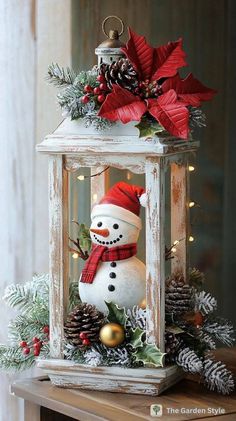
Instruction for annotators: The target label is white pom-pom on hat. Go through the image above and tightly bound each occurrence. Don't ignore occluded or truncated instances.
[139,193,147,207]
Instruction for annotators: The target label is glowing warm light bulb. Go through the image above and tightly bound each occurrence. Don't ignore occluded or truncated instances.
[189,236,194,242]
[72,253,79,259]
[93,193,98,203]
[173,240,179,245]
[188,165,195,172]
[172,247,177,253]
[77,175,85,181]
[189,201,195,208]
[126,171,132,180]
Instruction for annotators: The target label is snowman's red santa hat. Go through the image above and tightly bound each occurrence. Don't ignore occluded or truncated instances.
[91,182,146,229]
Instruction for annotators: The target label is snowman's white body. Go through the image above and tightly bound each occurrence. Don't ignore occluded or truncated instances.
[79,256,145,313]
[79,208,146,313]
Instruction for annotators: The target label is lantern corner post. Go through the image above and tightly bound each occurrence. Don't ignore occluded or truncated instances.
[145,157,166,353]
[170,156,190,282]
[48,154,69,358]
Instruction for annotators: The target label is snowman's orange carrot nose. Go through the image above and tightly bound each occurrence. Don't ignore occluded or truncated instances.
[90,228,110,237]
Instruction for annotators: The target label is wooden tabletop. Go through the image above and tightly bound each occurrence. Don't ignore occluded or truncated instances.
[11,348,236,421]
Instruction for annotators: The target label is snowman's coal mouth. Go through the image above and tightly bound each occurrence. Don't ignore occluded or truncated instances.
[93,234,123,245]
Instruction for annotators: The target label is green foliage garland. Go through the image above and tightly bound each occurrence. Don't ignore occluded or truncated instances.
[0,268,235,394]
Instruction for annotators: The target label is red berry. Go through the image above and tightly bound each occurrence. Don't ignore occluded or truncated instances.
[20,341,27,348]
[32,337,40,344]
[84,84,93,93]
[81,95,90,104]
[93,87,100,95]
[43,325,49,334]
[33,342,42,349]
[79,332,88,340]
[34,348,40,357]
[97,74,105,83]
[99,83,107,91]
[97,94,105,103]
[23,347,30,355]
[82,338,91,346]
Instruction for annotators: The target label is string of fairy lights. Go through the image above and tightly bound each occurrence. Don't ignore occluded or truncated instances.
[71,164,197,259]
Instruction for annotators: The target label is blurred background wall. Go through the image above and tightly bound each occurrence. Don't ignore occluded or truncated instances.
[0,1,235,420]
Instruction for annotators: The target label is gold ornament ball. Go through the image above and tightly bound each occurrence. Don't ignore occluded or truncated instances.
[99,323,125,348]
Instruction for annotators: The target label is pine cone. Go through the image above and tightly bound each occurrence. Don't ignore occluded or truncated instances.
[99,58,138,91]
[176,347,203,374]
[165,331,181,363]
[165,272,194,316]
[64,303,105,348]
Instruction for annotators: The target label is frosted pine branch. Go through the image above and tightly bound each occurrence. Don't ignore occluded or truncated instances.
[198,331,216,350]
[189,107,206,129]
[203,358,234,395]
[176,347,203,374]
[195,291,217,315]
[0,345,35,371]
[106,346,131,366]
[84,348,103,367]
[3,284,35,311]
[204,319,235,347]
[47,63,76,87]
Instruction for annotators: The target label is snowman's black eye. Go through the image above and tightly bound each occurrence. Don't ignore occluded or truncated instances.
[113,223,119,229]
[97,221,102,227]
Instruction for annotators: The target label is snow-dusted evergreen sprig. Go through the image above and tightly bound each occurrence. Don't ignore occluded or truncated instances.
[203,318,235,347]
[63,343,84,363]
[83,113,113,131]
[203,358,235,395]
[198,331,216,350]
[195,290,217,315]
[83,347,103,367]
[126,305,146,330]
[106,346,132,366]
[47,63,76,87]
[176,347,203,374]
[189,107,206,129]
[0,275,80,372]
[47,64,100,122]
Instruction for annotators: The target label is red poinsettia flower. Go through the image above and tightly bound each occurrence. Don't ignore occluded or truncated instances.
[98,28,216,139]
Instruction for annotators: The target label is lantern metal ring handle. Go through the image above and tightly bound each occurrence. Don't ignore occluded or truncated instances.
[102,16,124,38]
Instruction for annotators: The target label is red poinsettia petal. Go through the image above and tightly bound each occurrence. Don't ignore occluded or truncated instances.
[162,73,217,106]
[98,85,147,124]
[121,28,154,80]
[151,38,187,81]
[148,90,189,139]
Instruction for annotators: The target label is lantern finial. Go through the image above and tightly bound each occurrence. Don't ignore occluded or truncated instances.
[95,16,125,65]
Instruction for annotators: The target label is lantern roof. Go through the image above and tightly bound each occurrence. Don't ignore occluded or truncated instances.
[36,118,199,156]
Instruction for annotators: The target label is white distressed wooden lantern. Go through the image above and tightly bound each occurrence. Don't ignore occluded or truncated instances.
[36,19,199,395]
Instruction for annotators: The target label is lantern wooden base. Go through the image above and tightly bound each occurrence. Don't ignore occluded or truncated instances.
[37,359,183,396]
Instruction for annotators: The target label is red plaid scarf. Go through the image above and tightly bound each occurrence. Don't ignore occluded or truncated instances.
[80,243,137,284]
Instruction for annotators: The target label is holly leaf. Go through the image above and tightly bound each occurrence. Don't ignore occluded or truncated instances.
[98,85,147,124]
[152,38,187,81]
[122,28,153,80]
[162,73,217,106]
[105,301,127,326]
[148,89,189,139]
[135,119,164,138]
[129,327,145,349]
[134,343,165,367]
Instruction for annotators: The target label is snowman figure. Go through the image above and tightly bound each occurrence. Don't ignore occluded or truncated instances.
[79,182,146,313]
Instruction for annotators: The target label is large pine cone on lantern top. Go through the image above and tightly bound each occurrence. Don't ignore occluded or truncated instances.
[165,272,194,316]
[64,303,105,348]
[99,58,138,91]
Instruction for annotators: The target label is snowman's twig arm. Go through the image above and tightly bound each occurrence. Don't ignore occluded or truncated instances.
[68,236,89,260]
